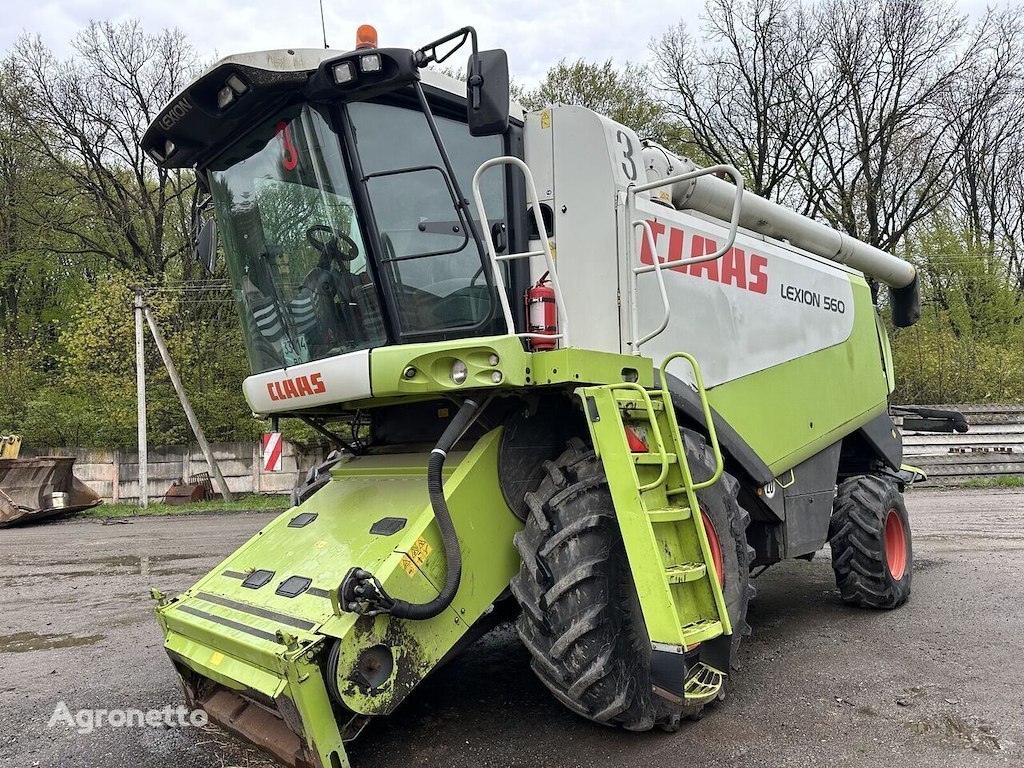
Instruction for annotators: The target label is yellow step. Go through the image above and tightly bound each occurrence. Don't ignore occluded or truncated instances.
[665,563,707,583]
[647,505,692,523]
[680,619,724,646]
[684,662,724,702]
[633,452,677,465]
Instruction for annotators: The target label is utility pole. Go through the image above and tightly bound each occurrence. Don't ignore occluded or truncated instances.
[134,287,149,509]
[143,306,235,503]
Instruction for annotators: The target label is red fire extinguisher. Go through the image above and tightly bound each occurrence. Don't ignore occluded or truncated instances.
[526,272,558,351]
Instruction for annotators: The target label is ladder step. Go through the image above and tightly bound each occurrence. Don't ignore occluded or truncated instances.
[614,393,666,411]
[647,505,692,523]
[684,662,724,702]
[665,562,707,583]
[633,452,677,465]
[680,619,723,646]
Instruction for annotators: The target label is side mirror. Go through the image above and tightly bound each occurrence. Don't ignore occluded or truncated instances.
[466,49,510,137]
[196,218,219,274]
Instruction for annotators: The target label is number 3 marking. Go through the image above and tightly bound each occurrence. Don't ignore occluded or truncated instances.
[617,130,637,182]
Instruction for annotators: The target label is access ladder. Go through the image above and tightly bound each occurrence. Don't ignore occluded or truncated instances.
[579,353,731,703]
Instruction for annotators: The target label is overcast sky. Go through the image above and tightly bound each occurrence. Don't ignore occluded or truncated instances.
[0,0,1000,87]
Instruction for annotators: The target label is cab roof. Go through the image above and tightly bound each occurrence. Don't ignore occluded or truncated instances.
[142,47,522,170]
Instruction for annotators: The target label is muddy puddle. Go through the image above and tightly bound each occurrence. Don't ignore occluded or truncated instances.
[907,713,1010,752]
[0,553,206,577]
[0,631,104,653]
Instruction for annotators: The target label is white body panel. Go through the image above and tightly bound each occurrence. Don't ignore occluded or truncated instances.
[523,105,863,387]
[632,199,856,387]
[523,111,556,288]
[525,106,635,352]
[242,350,371,414]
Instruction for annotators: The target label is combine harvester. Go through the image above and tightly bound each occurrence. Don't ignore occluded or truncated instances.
[0,435,101,526]
[142,25,923,767]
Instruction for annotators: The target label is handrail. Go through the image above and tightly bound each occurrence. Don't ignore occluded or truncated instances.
[606,381,672,492]
[628,165,745,268]
[625,164,744,351]
[471,156,570,347]
[659,353,723,491]
[631,220,671,351]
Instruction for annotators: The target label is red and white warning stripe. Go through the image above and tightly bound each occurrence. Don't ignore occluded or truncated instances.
[262,432,283,472]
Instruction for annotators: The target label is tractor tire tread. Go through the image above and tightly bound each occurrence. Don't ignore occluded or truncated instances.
[829,474,912,609]
[512,430,752,731]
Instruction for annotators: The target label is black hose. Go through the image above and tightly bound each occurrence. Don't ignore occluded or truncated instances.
[386,397,482,620]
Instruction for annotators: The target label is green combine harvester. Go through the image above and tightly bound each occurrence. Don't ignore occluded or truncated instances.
[142,25,928,767]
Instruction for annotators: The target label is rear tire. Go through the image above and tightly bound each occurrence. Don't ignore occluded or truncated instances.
[829,474,912,609]
[510,431,753,731]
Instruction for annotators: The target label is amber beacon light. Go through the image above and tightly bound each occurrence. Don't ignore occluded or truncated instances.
[356,24,378,49]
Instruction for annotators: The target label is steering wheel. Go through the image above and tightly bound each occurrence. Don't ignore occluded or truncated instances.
[306,224,359,262]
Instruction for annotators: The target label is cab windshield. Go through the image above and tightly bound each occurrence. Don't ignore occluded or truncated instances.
[210,104,384,373]
[208,98,506,376]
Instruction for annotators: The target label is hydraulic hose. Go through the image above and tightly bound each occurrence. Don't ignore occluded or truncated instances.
[380,397,483,620]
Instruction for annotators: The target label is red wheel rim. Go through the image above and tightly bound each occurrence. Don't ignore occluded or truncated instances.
[701,511,725,588]
[884,509,907,580]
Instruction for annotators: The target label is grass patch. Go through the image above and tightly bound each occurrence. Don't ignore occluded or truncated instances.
[76,493,290,519]
[956,476,1024,489]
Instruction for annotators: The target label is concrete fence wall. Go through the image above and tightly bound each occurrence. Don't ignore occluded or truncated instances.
[22,403,1022,502]
[22,441,325,504]
[897,404,1024,485]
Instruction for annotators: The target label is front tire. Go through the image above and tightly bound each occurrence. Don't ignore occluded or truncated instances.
[510,432,752,731]
[829,474,912,609]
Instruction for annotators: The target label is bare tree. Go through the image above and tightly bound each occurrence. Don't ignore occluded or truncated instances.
[652,0,820,201]
[3,20,201,276]
[941,8,1024,291]
[797,0,1005,251]
[0,61,75,343]
[0,62,32,339]
[993,168,1024,294]
[652,0,1024,262]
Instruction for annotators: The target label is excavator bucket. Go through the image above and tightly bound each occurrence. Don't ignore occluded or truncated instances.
[0,456,102,527]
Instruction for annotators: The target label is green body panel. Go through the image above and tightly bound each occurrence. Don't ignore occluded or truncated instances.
[368,335,653,399]
[705,279,889,475]
[156,427,521,767]
[876,311,896,394]
[160,621,346,765]
[285,650,355,768]
[323,427,523,715]
[163,631,288,697]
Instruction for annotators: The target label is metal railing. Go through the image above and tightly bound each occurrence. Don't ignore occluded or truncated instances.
[471,156,570,348]
[626,165,745,352]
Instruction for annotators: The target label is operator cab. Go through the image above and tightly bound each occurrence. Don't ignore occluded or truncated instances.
[144,28,523,378]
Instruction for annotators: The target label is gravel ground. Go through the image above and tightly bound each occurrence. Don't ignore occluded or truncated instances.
[1,487,1021,768]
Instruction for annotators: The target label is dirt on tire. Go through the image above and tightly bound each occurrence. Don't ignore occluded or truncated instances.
[510,431,753,731]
